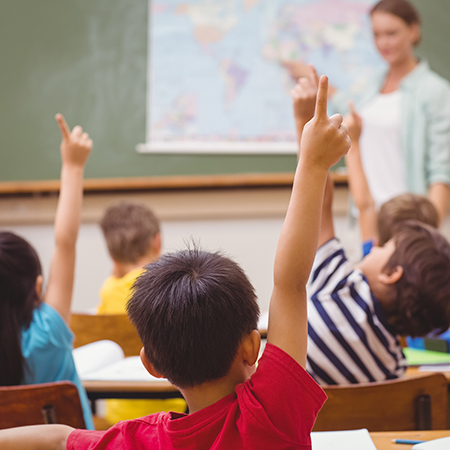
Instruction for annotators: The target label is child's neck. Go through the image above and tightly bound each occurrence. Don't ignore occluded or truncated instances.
[180,379,237,414]
[180,359,253,414]
[112,253,159,278]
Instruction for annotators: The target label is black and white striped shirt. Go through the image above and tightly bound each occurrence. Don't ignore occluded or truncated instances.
[306,238,407,386]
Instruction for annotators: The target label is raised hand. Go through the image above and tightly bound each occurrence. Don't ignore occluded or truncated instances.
[344,101,363,144]
[55,114,92,168]
[300,76,350,171]
[290,64,319,125]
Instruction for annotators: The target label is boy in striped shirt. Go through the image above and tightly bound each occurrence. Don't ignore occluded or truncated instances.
[292,66,450,386]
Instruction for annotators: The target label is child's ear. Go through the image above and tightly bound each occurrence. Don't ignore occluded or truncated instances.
[378,266,403,285]
[241,329,261,367]
[35,275,44,298]
[140,347,164,379]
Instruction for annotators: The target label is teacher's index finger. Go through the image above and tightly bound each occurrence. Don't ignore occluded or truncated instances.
[55,113,70,139]
[314,75,328,119]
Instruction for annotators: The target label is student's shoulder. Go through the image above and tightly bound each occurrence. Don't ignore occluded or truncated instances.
[22,303,73,352]
[252,344,326,401]
[30,302,71,336]
[310,238,351,283]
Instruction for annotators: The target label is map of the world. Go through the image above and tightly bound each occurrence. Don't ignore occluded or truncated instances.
[142,0,385,153]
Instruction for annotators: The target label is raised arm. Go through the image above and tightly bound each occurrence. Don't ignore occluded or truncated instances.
[268,76,350,367]
[44,114,92,323]
[344,103,377,243]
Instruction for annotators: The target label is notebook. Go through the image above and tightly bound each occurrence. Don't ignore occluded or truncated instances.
[311,428,377,450]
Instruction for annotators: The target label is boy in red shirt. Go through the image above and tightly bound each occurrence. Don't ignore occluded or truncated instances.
[0,76,349,450]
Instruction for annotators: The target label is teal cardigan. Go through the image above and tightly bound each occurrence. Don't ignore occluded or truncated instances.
[331,61,450,194]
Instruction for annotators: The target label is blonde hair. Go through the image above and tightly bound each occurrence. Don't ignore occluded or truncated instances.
[100,202,160,264]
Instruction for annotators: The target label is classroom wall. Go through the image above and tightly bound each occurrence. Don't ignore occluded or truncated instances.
[5,204,361,314]
[5,185,450,315]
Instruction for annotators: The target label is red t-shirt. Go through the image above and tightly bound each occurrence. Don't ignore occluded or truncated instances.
[68,344,326,450]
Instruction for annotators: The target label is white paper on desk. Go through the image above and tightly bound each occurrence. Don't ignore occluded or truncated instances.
[73,340,124,379]
[82,356,168,382]
[419,365,450,372]
[311,429,377,450]
[412,437,450,449]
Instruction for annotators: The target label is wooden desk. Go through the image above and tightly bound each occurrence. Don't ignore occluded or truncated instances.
[406,366,450,382]
[83,380,183,414]
[371,430,450,449]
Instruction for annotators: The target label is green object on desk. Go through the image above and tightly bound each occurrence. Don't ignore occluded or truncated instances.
[404,348,450,366]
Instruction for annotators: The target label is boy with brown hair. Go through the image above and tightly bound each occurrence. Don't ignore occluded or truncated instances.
[0,75,348,449]
[97,202,186,423]
[292,67,450,386]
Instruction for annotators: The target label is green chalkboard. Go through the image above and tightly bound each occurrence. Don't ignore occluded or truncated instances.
[0,0,298,186]
[0,0,449,186]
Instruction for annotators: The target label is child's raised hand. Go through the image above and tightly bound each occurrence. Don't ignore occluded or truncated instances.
[344,101,363,144]
[55,114,92,168]
[300,76,350,171]
[290,64,319,124]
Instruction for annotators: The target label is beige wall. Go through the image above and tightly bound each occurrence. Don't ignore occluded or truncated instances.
[0,186,425,314]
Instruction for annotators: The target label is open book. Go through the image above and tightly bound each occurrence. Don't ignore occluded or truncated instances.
[73,340,167,382]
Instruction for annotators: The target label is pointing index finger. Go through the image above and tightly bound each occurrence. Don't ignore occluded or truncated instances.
[55,113,70,139]
[314,75,328,120]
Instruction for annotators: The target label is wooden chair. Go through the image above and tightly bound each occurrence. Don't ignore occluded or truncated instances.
[0,381,86,429]
[70,313,143,357]
[313,373,448,432]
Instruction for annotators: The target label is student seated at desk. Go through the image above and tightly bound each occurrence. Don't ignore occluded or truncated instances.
[97,202,186,424]
[291,67,450,386]
[0,115,94,429]
[0,75,349,450]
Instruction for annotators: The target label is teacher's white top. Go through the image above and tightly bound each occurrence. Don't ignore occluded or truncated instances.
[360,90,407,208]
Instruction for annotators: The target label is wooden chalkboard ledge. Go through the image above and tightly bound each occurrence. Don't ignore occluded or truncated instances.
[0,172,348,195]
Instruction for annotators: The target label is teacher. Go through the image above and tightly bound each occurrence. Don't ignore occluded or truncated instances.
[332,0,450,222]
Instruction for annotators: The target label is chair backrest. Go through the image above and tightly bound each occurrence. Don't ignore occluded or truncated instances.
[70,313,143,357]
[313,373,448,432]
[0,381,86,430]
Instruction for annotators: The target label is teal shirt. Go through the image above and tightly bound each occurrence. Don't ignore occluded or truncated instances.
[21,302,94,430]
[331,61,450,194]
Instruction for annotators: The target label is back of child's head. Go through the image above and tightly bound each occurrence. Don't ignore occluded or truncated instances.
[0,231,42,385]
[383,221,450,337]
[377,194,439,246]
[127,247,260,388]
[100,202,160,264]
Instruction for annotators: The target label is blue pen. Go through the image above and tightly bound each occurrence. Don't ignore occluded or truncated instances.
[391,439,426,445]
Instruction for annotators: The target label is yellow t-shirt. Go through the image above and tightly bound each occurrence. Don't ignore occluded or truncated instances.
[97,268,186,425]
[97,268,143,314]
